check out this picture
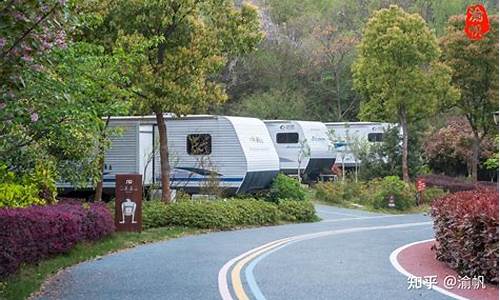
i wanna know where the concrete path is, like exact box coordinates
[36,205,450,300]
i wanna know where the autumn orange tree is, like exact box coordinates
[101,0,262,202]
[440,15,499,181]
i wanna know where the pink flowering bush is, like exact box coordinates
[0,201,114,278]
[431,188,499,283]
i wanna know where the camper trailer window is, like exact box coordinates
[187,134,212,155]
[368,133,384,142]
[276,132,299,144]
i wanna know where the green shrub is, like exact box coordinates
[143,200,170,229]
[164,199,281,229]
[0,183,45,208]
[269,173,306,202]
[372,176,414,210]
[314,182,343,204]
[314,181,369,205]
[422,187,447,204]
[141,198,317,230]
[0,163,55,208]
[26,162,57,202]
[278,200,318,222]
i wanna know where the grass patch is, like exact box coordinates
[0,226,201,300]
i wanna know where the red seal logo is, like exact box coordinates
[465,4,490,40]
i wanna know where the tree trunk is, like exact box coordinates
[399,109,410,182]
[155,111,171,202]
[94,116,111,202]
[471,131,480,182]
[334,70,342,121]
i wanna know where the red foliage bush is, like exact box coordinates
[431,189,499,283]
[0,202,114,278]
[423,174,497,193]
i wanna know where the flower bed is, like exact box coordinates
[0,202,114,278]
[431,188,499,283]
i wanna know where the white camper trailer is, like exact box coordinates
[264,120,335,182]
[99,115,280,195]
[324,122,395,168]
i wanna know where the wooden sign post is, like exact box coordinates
[115,174,142,232]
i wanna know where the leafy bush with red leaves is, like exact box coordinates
[431,189,499,283]
[0,202,114,278]
[422,174,497,193]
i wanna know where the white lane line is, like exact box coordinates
[321,214,406,223]
[315,209,362,217]
[219,221,432,300]
[389,239,469,300]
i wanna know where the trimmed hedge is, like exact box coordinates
[143,199,317,230]
[277,200,318,222]
[422,174,497,193]
[431,189,499,283]
[0,202,114,278]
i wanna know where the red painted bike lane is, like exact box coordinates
[393,240,498,300]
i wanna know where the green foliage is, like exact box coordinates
[0,164,46,208]
[162,199,280,230]
[142,198,317,230]
[371,176,414,210]
[142,200,170,230]
[232,88,308,120]
[422,187,447,205]
[277,200,318,222]
[269,173,306,202]
[1,41,131,189]
[440,15,498,140]
[315,176,419,211]
[358,126,425,180]
[26,162,57,202]
[352,5,458,181]
[102,0,262,116]
[0,183,45,208]
[440,15,498,180]
[314,180,368,205]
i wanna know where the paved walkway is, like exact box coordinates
[393,239,498,300]
[36,205,452,300]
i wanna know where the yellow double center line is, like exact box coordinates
[220,220,432,300]
[230,239,292,300]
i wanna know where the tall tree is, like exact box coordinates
[352,5,458,182]
[103,0,262,202]
[440,15,499,181]
[309,23,358,120]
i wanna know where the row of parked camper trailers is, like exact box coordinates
[88,115,391,196]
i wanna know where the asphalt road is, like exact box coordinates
[36,204,450,300]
